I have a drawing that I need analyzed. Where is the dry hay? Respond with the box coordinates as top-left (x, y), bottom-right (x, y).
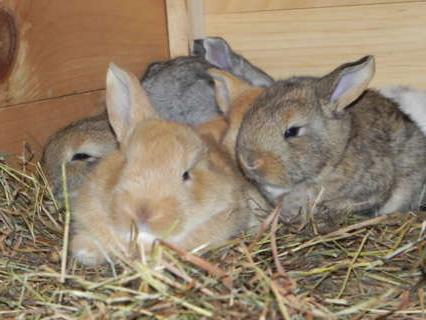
top-left (0, 157), bottom-right (425, 319)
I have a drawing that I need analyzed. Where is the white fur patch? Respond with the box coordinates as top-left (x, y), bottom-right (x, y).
top-left (121, 225), bottom-right (158, 247)
top-left (381, 86), bottom-right (426, 135)
top-left (263, 185), bottom-right (290, 199)
top-left (379, 187), bottom-right (411, 215)
top-left (74, 249), bottom-right (100, 266)
top-left (137, 226), bottom-right (158, 246)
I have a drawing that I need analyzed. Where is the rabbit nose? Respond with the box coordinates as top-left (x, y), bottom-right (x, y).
top-left (136, 205), bottom-right (151, 224)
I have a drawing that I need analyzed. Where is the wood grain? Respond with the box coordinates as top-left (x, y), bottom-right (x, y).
top-left (166, 0), bottom-right (190, 57)
top-left (205, 1), bottom-right (426, 88)
top-left (187, 0), bottom-right (206, 45)
top-left (0, 90), bottom-right (105, 158)
top-left (0, 0), bottom-right (169, 107)
top-left (205, 0), bottom-right (419, 13)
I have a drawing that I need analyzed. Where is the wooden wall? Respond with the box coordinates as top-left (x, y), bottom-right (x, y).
top-left (203, 0), bottom-right (426, 88)
top-left (0, 0), bottom-right (169, 158)
top-left (2, 0), bottom-right (424, 158)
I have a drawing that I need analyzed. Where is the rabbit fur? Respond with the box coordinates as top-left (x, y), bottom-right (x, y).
top-left (71, 64), bottom-right (269, 266)
top-left (41, 37), bottom-right (273, 203)
top-left (236, 56), bottom-right (426, 231)
top-left (380, 86), bottom-right (426, 136)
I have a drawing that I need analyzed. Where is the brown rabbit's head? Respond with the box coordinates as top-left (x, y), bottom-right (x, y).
top-left (237, 56), bottom-right (375, 202)
top-left (41, 113), bottom-right (116, 202)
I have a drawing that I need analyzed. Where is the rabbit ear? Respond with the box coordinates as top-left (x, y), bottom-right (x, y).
top-left (208, 68), bottom-right (253, 114)
top-left (196, 37), bottom-right (232, 70)
top-left (318, 56), bottom-right (375, 115)
top-left (194, 37), bottom-right (274, 87)
top-left (106, 63), bottom-right (157, 143)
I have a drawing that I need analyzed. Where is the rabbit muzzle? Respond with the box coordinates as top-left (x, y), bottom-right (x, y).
top-left (238, 147), bottom-right (265, 180)
top-left (238, 147), bottom-right (291, 194)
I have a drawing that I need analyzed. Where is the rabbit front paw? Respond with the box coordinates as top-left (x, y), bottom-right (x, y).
top-left (279, 188), bottom-right (342, 233)
top-left (71, 234), bottom-right (107, 266)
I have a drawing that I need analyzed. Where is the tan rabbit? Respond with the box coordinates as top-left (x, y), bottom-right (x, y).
top-left (207, 69), bottom-right (264, 161)
top-left (71, 64), bottom-right (269, 266)
top-left (237, 56), bottom-right (426, 230)
top-left (41, 113), bottom-right (116, 202)
top-left (42, 37), bottom-right (274, 205)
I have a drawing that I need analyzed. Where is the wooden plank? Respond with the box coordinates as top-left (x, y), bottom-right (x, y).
top-left (0, 0), bottom-right (169, 107)
top-left (205, 2), bottom-right (426, 88)
top-left (166, 0), bottom-right (190, 57)
top-left (0, 91), bottom-right (105, 158)
top-left (205, 0), bottom-right (420, 13)
top-left (187, 0), bottom-right (206, 44)
top-left (165, 0), bottom-right (205, 56)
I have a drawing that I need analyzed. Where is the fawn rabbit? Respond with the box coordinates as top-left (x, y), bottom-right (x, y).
top-left (237, 56), bottom-right (426, 230)
top-left (42, 37), bottom-right (274, 204)
top-left (71, 64), bottom-right (269, 266)
top-left (207, 68), bottom-right (264, 160)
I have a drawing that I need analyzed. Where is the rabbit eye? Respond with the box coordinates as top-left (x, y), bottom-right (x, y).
top-left (71, 153), bottom-right (93, 161)
top-left (182, 171), bottom-right (191, 181)
top-left (207, 78), bottom-right (215, 87)
top-left (283, 126), bottom-right (301, 139)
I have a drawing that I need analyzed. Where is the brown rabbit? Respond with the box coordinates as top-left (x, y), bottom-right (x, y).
top-left (41, 113), bottom-right (117, 202)
top-left (71, 64), bottom-right (269, 266)
top-left (237, 56), bottom-right (426, 230)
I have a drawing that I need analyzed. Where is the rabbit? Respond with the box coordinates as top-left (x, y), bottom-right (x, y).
top-left (236, 55), bottom-right (426, 231)
top-left (70, 63), bottom-right (269, 266)
top-left (380, 86), bottom-right (426, 136)
top-left (207, 68), bottom-right (426, 165)
top-left (42, 37), bottom-right (274, 204)
top-left (41, 112), bottom-right (117, 202)
top-left (142, 37), bottom-right (274, 125)
top-left (207, 68), bottom-right (265, 161)
top-left (193, 37), bottom-right (274, 88)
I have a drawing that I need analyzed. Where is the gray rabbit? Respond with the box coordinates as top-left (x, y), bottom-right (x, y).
top-left (42, 37), bottom-right (274, 202)
top-left (237, 56), bottom-right (426, 230)
top-left (142, 37), bottom-right (274, 125)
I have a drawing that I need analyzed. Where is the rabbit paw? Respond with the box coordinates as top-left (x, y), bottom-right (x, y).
top-left (278, 185), bottom-right (313, 224)
top-left (279, 189), bottom-right (342, 233)
top-left (71, 234), bottom-right (107, 266)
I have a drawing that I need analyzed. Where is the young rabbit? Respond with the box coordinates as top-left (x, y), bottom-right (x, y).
top-left (42, 37), bottom-right (274, 204)
top-left (41, 113), bottom-right (117, 202)
top-left (71, 64), bottom-right (269, 266)
top-left (142, 37), bottom-right (274, 125)
top-left (237, 56), bottom-right (426, 230)
top-left (193, 37), bottom-right (274, 88)
top-left (207, 68), bottom-right (264, 161)
top-left (381, 86), bottom-right (426, 135)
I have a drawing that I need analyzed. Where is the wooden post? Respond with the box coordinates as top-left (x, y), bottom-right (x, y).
top-left (166, 0), bottom-right (205, 57)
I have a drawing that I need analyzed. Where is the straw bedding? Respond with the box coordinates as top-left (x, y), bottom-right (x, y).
top-left (0, 158), bottom-right (425, 319)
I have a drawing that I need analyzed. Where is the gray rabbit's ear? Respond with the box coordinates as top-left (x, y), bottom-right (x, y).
top-left (318, 56), bottom-right (375, 115)
top-left (106, 63), bottom-right (157, 143)
top-left (194, 37), bottom-right (274, 87)
top-left (195, 37), bottom-right (232, 70)
top-left (207, 68), bottom-right (253, 114)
